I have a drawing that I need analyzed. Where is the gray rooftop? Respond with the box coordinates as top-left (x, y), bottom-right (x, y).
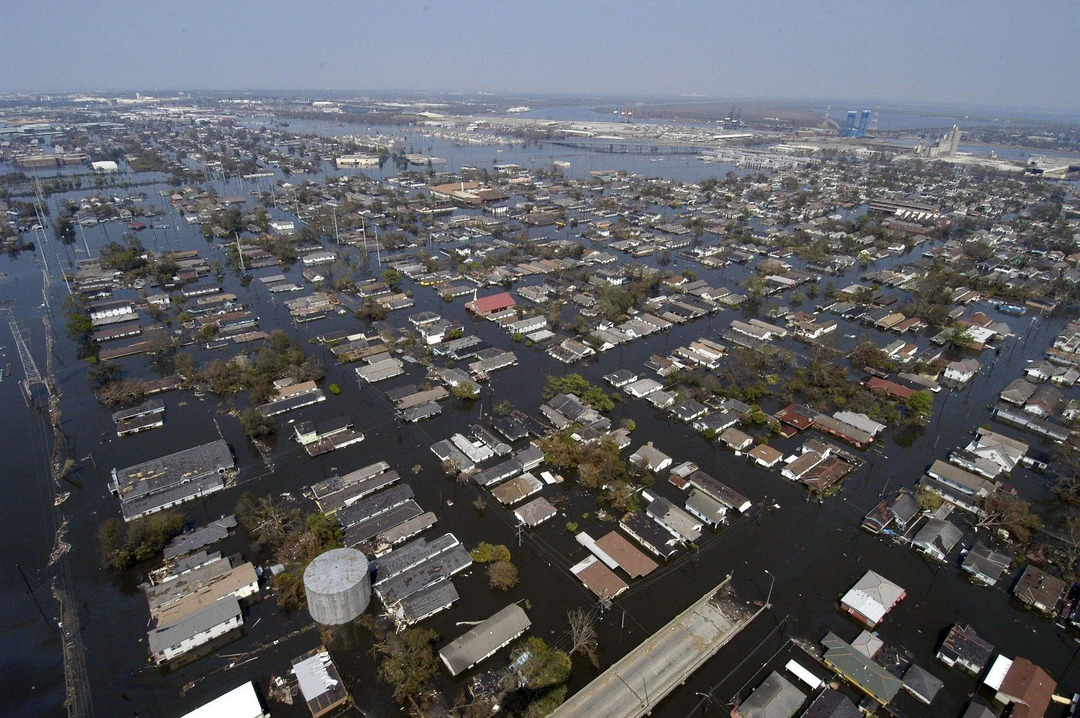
top-left (147, 596), bottom-right (241, 658)
top-left (439, 604), bottom-right (531, 676)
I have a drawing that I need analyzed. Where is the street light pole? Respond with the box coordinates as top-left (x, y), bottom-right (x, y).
top-left (764, 570), bottom-right (774, 610)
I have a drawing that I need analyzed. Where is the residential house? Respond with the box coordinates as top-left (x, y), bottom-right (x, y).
top-left (937, 624), bottom-right (994, 675)
top-left (748, 443), bottom-right (784, 468)
top-left (961, 542), bottom-right (1013, 587)
top-left (1025, 385), bottom-right (1063, 417)
top-left (840, 570), bottom-right (905, 628)
top-left (943, 358), bottom-right (980, 385)
top-left (628, 442), bottom-right (673, 473)
top-left (984, 656), bottom-right (1056, 718)
top-left (912, 519), bottom-right (963, 561)
top-left (735, 672), bottom-right (805, 718)
top-left (1013, 566), bottom-right (1066, 615)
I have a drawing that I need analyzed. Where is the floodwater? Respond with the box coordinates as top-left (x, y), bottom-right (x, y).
top-left (2, 130), bottom-right (1077, 718)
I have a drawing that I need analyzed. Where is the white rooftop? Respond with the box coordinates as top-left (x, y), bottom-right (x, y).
top-left (180, 681), bottom-right (266, 718)
top-left (841, 570), bottom-right (905, 625)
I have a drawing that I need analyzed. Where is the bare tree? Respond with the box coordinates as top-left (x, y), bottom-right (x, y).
top-left (487, 561), bottom-right (519, 591)
top-left (567, 607), bottom-right (600, 667)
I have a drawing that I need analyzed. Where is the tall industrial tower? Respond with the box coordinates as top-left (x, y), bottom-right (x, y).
top-left (842, 111), bottom-right (857, 137)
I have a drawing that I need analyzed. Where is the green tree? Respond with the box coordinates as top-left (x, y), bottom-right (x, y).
top-left (905, 391), bottom-right (934, 420)
top-left (240, 407), bottom-right (275, 437)
top-left (382, 267), bottom-right (402, 289)
top-left (97, 512), bottom-right (186, 570)
top-left (377, 627), bottom-right (441, 705)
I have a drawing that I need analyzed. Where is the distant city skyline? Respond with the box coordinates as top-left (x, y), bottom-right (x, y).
top-left (3, 1), bottom-right (1078, 112)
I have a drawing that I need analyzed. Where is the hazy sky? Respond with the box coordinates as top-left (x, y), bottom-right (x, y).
top-left (4, 1), bottom-right (1078, 110)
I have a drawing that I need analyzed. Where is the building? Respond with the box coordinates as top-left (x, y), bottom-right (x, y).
top-left (304, 548), bottom-right (372, 625)
top-left (179, 681), bottom-right (268, 718)
top-left (110, 440), bottom-right (233, 521)
top-left (840, 570), bottom-right (905, 627)
top-left (735, 671), bottom-right (805, 718)
top-left (961, 542), bottom-right (1013, 587)
top-left (292, 647), bottom-right (349, 718)
top-left (439, 604), bottom-right (531, 676)
top-left (335, 154), bottom-right (380, 168)
top-left (911, 519), bottom-right (962, 561)
top-left (465, 291), bottom-right (516, 316)
top-left (984, 656), bottom-right (1056, 718)
top-left (1013, 566), bottom-right (1066, 615)
top-left (821, 633), bottom-right (903, 705)
top-left (148, 596), bottom-right (242, 665)
top-left (937, 624), bottom-right (994, 675)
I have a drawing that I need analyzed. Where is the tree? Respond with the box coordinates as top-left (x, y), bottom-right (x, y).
top-left (272, 571), bottom-right (306, 612)
top-left (377, 627), bottom-right (441, 705)
top-left (905, 391), bottom-right (934, 421)
top-left (235, 492), bottom-right (302, 552)
top-left (381, 267), bottom-right (402, 289)
top-left (97, 511), bottom-right (186, 570)
top-left (451, 382), bottom-right (478, 400)
top-left (240, 407), bottom-right (276, 437)
top-left (514, 636), bottom-right (571, 690)
top-left (88, 360), bottom-right (121, 387)
top-left (975, 493), bottom-right (1042, 544)
top-left (487, 560), bottom-right (519, 590)
top-left (471, 542), bottom-right (512, 563)
top-left (567, 607), bottom-right (599, 667)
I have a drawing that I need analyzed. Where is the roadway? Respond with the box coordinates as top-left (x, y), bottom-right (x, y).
top-left (551, 575), bottom-right (761, 718)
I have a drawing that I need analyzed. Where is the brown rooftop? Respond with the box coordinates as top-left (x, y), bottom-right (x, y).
top-left (999, 657), bottom-right (1056, 718)
top-left (595, 531), bottom-right (658, 578)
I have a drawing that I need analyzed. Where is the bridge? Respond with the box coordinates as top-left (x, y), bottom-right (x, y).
top-left (551, 575), bottom-right (762, 718)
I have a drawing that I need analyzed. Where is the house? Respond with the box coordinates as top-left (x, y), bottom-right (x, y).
top-left (1025, 385), bottom-right (1063, 417)
top-left (148, 596), bottom-right (243, 665)
top-left (911, 519), bottom-right (963, 561)
top-left (628, 442), bottom-right (673, 473)
top-left (984, 656), bottom-right (1056, 718)
top-left (862, 490), bottom-right (920, 534)
top-left (748, 443), bottom-right (784, 468)
top-left (671, 400), bottom-right (708, 423)
top-left (967, 429), bottom-right (1027, 474)
top-left (902, 664), bottom-right (943, 705)
top-left (943, 358), bottom-right (981, 384)
top-left (937, 624), bottom-right (994, 675)
top-left (1000, 378), bottom-right (1037, 405)
top-left (464, 291), bottom-right (516, 316)
top-left (1013, 565), bottom-right (1066, 615)
top-left (695, 410), bottom-right (739, 434)
top-left (961, 542), bottom-right (1013, 587)
top-left (840, 570), bottom-right (905, 627)
top-left (735, 672), bottom-right (805, 718)
top-left (801, 690), bottom-right (860, 718)
top-left (821, 632), bottom-right (903, 705)
top-left (719, 427), bottom-right (754, 451)
top-left (645, 492), bottom-right (702, 541)
top-left (292, 647), bottom-right (349, 718)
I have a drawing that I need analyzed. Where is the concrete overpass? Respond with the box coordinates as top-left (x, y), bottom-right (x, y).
top-left (551, 576), bottom-right (761, 718)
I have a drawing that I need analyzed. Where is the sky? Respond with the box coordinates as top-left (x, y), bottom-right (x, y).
top-left (3, 1), bottom-right (1078, 111)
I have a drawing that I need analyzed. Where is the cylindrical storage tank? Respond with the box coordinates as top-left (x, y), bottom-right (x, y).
top-left (303, 547), bottom-right (371, 625)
